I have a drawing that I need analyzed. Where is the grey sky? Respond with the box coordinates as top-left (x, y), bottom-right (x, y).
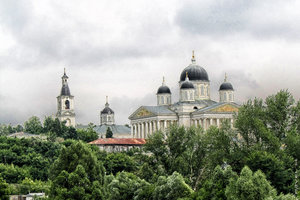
top-left (1, 0), bottom-right (300, 125)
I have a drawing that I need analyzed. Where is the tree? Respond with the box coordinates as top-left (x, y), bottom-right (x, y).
top-left (107, 171), bottom-right (152, 200)
top-left (153, 172), bottom-right (193, 200)
top-left (195, 165), bottom-right (237, 200)
top-left (106, 127), bottom-right (113, 138)
top-left (0, 177), bottom-right (10, 200)
top-left (49, 141), bottom-right (105, 199)
top-left (104, 152), bottom-right (137, 175)
top-left (77, 123), bottom-right (98, 142)
top-left (225, 166), bottom-right (277, 200)
top-left (24, 116), bottom-right (43, 134)
top-left (245, 150), bottom-right (294, 194)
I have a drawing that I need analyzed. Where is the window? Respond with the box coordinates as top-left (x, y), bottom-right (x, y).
top-left (229, 94), bottom-right (232, 101)
top-left (65, 100), bottom-right (70, 109)
top-left (201, 85), bottom-right (204, 95)
top-left (224, 93), bottom-right (227, 101)
top-left (161, 96), bottom-right (164, 104)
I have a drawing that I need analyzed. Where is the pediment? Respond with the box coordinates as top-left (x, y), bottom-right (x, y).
top-left (129, 107), bottom-right (155, 119)
top-left (211, 104), bottom-right (239, 113)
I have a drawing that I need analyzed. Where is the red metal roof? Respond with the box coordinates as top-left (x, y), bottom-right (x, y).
top-left (89, 138), bottom-right (146, 145)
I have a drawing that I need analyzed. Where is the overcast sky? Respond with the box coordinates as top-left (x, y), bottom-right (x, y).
top-left (1, 0), bottom-right (300, 126)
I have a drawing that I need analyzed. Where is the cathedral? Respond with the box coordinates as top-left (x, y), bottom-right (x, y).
top-left (129, 52), bottom-right (240, 138)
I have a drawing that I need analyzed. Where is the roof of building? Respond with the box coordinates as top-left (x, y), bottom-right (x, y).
top-left (101, 107), bottom-right (114, 114)
top-left (219, 82), bottom-right (234, 91)
top-left (61, 84), bottom-right (71, 96)
top-left (157, 85), bottom-right (171, 94)
top-left (180, 64), bottom-right (209, 82)
top-left (8, 132), bottom-right (47, 139)
top-left (193, 102), bottom-right (240, 114)
top-left (143, 106), bottom-right (176, 115)
top-left (89, 138), bottom-right (146, 145)
top-left (180, 80), bottom-right (195, 89)
top-left (93, 124), bottom-right (130, 134)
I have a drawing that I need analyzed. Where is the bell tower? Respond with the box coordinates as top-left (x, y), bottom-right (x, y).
top-left (56, 68), bottom-right (76, 127)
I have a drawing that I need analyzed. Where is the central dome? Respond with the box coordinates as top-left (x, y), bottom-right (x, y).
top-left (180, 64), bottom-right (209, 82)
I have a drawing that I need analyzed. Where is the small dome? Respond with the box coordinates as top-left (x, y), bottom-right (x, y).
top-left (219, 82), bottom-right (234, 91)
top-left (180, 65), bottom-right (209, 82)
top-left (101, 107), bottom-right (114, 114)
top-left (181, 80), bottom-right (195, 89)
top-left (157, 86), bottom-right (171, 94)
top-left (61, 84), bottom-right (71, 96)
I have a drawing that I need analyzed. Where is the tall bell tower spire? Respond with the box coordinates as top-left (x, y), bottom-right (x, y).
top-left (56, 68), bottom-right (76, 127)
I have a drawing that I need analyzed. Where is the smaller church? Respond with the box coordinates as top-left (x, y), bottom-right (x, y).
top-left (93, 97), bottom-right (131, 138)
top-left (56, 69), bottom-right (76, 127)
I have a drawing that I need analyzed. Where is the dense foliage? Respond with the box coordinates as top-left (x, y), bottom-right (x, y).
top-left (2, 90), bottom-right (300, 199)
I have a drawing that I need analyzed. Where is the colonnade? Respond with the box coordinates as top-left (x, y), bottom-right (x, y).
top-left (192, 118), bottom-right (234, 130)
top-left (131, 120), bottom-right (177, 138)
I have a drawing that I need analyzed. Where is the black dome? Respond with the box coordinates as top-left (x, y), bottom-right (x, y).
top-left (181, 81), bottom-right (195, 89)
top-left (157, 86), bottom-right (171, 94)
top-left (219, 82), bottom-right (234, 91)
top-left (61, 85), bottom-right (71, 96)
top-left (101, 107), bottom-right (114, 114)
top-left (180, 65), bottom-right (209, 82)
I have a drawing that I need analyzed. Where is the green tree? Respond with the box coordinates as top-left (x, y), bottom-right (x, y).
top-left (195, 165), bottom-right (237, 200)
top-left (245, 150), bottom-right (294, 194)
top-left (106, 127), bottom-right (113, 138)
top-left (0, 177), bottom-right (10, 200)
top-left (104, 152), bottom-right (137, 175)
top-left (24, 116), bottom-right (43, 134)
top-left (107, 171), bottom-right (152, 200)
top-left (153, 171), bottom-right (193, 200)
top-left (77, 123), bottom-right (98, 142)
top-left (225, 166), bottom-right (277, 200)
top-left (49, 141), bottom-right (105, 199)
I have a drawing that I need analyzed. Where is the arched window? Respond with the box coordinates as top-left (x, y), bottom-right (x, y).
top-left (224, 93), bottom-right (227, 101)
top-left (65, 100), bottom-right (70, 109)
top-left (185, 91), bottom-right (188, 100)
top-left (201, 85), bottom-right (204, 95)
top-left (229, 94), bottom-right (232, 101)
top-left (207, 87), bottom-right (209, 96)
top-left (161, 96), bottom-right (164, 104)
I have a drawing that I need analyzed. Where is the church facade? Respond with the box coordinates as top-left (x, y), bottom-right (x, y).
top-left (129, 52), bottom-right (239, 138)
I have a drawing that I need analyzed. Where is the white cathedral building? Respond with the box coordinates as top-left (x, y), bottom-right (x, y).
top-left (129, 52), bottom-right (240, 138)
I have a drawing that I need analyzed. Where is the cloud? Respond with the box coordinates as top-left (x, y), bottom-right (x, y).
top-left (175, 0), bottom-right (300, 40)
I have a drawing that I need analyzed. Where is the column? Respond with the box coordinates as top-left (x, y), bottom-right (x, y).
top-left (131, 124), bottom-right (134, 137)
top-left (217, 118), bottom-right (220, 128)
top-left (164, 120), bottom-right (167, 130)
top-left (137, 123), bottom-right (140, 138)
top-left (149, 121), bottom-right (152, 134)
top-left (203, 118), bottom-right (207, 130)
top-left (210, 118), bottom-right (213, 127)
top-left (195, 119), bottom-right (198, 127)
top-left (157, 120), bottom-right (160, 131)
top-left (141, 123), bottom-right (144, 138)
top-left (230, 118), bottom-right (234, 128)
top-left (145, 122), bottom-right (148, 138)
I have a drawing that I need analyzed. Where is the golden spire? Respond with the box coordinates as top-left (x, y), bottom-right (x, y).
top-left (191, 50), bottom-right (196, 64)
top-left (224, 73), bottom-right (227, 82)
top-left (186, 71), bottom-right (189, 79)
top-left (64, 68), bottom-right (66, 75)
top-left (106, 96), bottom-right (108, 104)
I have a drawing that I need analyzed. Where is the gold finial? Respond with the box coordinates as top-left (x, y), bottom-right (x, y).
top-left (64, 68), bottom-right (66, 74)
top-left (224, 73), bottom-right (227, 82)
top-left (191, 50), bottom-right (196, 64)
top-left (163, 76), bottom-right (165, 83)
top-left (186, 71), bottom-right (188, 78)
top-left (106, 96), bottom-right (108, 103)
